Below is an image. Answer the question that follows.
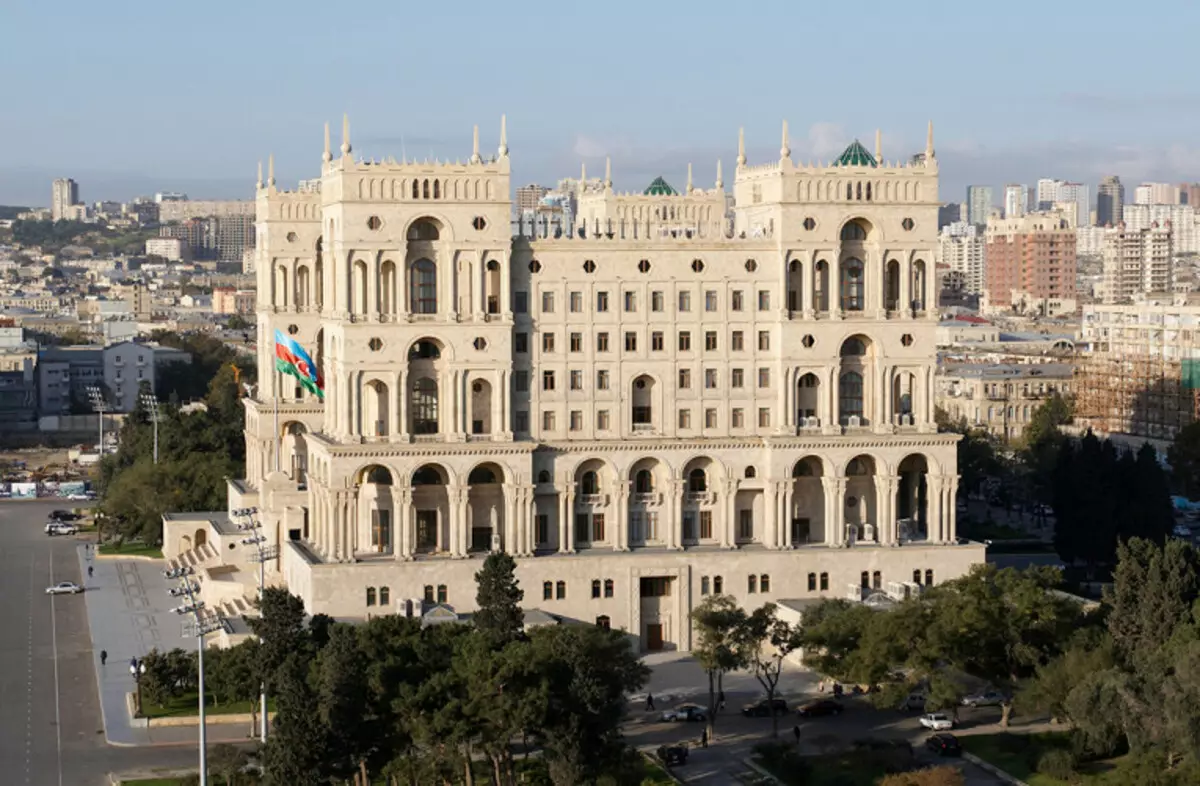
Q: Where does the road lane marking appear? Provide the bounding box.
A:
[49,548,64,786]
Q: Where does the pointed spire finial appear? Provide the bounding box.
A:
[686,162,694,194]
[780,120,791,160]
[604,156,612,189]
[737,127,746,167]
[499,114,508,158]
[716,159,723,189]
[875,129,882,163]
[268,154,275,187]
[256,160,262,190]
[470,124,482,164]
[926,120,935,160]
[341,113,351,156]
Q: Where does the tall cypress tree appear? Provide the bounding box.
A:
[474,551,525,646]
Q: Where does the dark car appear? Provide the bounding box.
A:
[657,744,689,767]
[796,699,843,718]
[926,733,962,757]
[50,510,81,521]
[741,698,789,717]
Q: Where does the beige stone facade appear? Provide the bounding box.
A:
[163,118,983,652]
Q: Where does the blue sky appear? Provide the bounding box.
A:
[4,0,1200,207]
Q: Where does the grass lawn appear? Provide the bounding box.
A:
[754,740,918,786]
[140,691,274,719]
[101,541,163,558]
[963,732,1139,786]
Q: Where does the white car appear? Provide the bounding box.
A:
[67,493,90,501]
[919,712,955,731]
[45,582,83,595]
[961,691,1005,708]
[46,523,78,536]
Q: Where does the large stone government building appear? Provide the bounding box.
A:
[164,118,983,652]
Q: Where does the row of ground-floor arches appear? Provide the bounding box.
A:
[301,450,958,563]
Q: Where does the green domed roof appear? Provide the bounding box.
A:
[833,140,877,168]
[644,176,678,196]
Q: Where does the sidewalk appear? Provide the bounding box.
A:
[78,546,255,746]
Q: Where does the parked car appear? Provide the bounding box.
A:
[919,712,955,731]
[898,693,927,711]
[961,691,1005,708]
[796,699,843,718]
[66,493,90,501]
[925,733,962,757]
[656,744,689,767]
[45,582,83,595]
[741,698,789,717]
[660,703,707,723]
[46,523,77,536]
[50,510,81,521]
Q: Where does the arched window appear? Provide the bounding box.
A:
[713,575,723,594]
[556,580,566,599]
[925,569,934,586]
[433,180,440,199]
[407,219,440,241]
[411,377,439,435]
[744,466,757,479]
[604,579,614,598]
[422,179,430,199]
[379,586,390,605]
[819,572,828,591]
[543,581,552,600]
[688,468,707,493]
[436,584,447,603]
[841,337,867,357]
[860,571,870,589]
[537,470,551,483]
[411,180,420,199]
[366,587,377,606]
[913,569,922,585]
[596,615,611,630]
[839,371,864,423]
[872,571,881,589]
[856,182,862,201]
[592,579,602,598]
[409,340,441,360]
[424,585,434,603]
[411,259,437,314]
[581,471,599,495]
[807,573,816,591]
[841,258,865,311]
[748,575,758,593]
[701,576,711,595]
[760,574,770,592]
[635,470,653,494]
[841,221,867,241]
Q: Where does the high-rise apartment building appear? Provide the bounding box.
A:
[1003,184,1027,218]
[937,224,986,295]
[1134,183,1179,205]
[1097,176,1124,227]
[1182,183,1200,207]
[984,212,1077,316]
[938,203,963,228]
[1100,223,1174,303]
[1122,204,1199,254]
[966,186,993,225]
[515,184,550,214]
[1035,179,1059,211]
[51,178,79,221]
[1056,182,1090,227]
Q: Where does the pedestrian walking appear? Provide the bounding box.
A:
[100,650,107,666]
[718,690,726,711]
[793,725,801,746]
[700,729,708,749]
[87,565,93,578]
[645,693,655,711]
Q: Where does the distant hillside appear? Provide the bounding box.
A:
[0,206,31,220]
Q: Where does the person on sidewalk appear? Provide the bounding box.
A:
[100,650,107,666]
[700,729,708,749]
[88,565,93,578]
[718,690,726,711]
[793,725,801,746]
[645,693,655,711]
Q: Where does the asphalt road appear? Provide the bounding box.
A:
[0,501,210,786]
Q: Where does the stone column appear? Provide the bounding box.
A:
[927,475,945,544]
[491,369,504,438]
[782,484,795,549]
[502,483,516,553]
[779,367,791,430]
[804,258,816,316]
[557,486,569,553]
[824,367,841,433]
[564,489,576,553]
[946,476,960,542]
[666,480,684,550]
[722,479,738,549]
[873,475,893,545]
[396,487,413,560]
[764,481,780,550]
[614,483,630,551]
[525,489,537,556]
[900,258,911,316]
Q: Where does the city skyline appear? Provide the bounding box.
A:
[6,1,1200,206]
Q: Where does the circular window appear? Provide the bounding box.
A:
[529,260,542,273]
[902,218,915,231]
[367,216,383,231]
[803,217,816,231]
[801,335,815,348]
[472,381,484,393]
[472,216,487,231]
[286,232,298,243]
[473,337,487,351]
[901,334,914,347]
[638,259,651,273]
[287,324,299,335]
[368,338,383,351]
[745,259,758,272]
[744,466,757,479]
[583,260,596,273]
[691,259,705,273]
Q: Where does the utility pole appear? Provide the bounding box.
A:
[86,386,109,456]
[235,506,276,743]
[167,564,225,783]
[140,392,160,465]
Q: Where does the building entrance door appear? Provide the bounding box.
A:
[645,623,664,651]
[416,510,438,551]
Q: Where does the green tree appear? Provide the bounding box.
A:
[735,603,802,738]
[249,588,310,695]
[1169,420,1200,500]
[208,743,249,786]
[1106,538,1199,670]
[315,624,372,778]
[226,314,251,330]
[798,599,878,682]
[263,652,328,786]
[691,594,747,738]
[473,551,525,646]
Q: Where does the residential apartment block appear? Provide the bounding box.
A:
[1100,223,1174,304]
[937,363,1072,442]
[983,212,1077,316]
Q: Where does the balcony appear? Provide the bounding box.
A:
[631,492,661,506]
[685,491,714,505]
[798,416,821,430]
[577,493,605,506]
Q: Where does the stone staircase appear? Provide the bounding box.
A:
[212,596,256,619]
[167,541,220,573]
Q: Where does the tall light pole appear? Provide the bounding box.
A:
[168,565,225,784]
[140,392,160,465]
[86,385,109,455]
[234,506,276,743]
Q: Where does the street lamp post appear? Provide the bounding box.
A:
[234,506,276,744]
[86,386,109,456]
[168,565,226,784]
[130,659,146,715]
[140,392,160,465]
